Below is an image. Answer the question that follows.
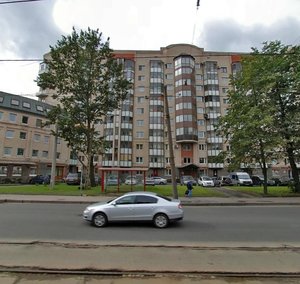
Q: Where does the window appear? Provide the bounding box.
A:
[0,111,3,120]
[9,113,17,122]
[56,152,61,159]
[220,67,227,73]
[198,131,205,138]
[20,132,27,139]
[33,134,41,142]
[32,150,39,157]
[138,86,145,92]
[136,108,144,114]
[165,63,172,69]
[11,99,19,106]
[199,157,206,163]
[165,74,173,80]
[0,166,7,175]
[0,96,3,103]
[5,130,14,138]
[135,195,157,204]
[136,120,144,126]
[22,116,29,124]
[4,147,12,156]
[138,65,145,71]
[138,75,145,81]
[136,131,144,138]
[12,166,22,176]
[36,105,43,112]
[116,196,135,205]
[136,157,143,163]
[197,119,205,126]
[44,136,50,143]
[136,144,143,150]
[222,87,229,94]
[36,119,42,127]
[42,151,48,158]
[199,144,206,150]
[17,148,24,156]
[137,97,144,103]
[183,157,191,164]
[23,102,31,108]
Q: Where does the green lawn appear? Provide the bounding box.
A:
[0,183,298,197]
[230,185,300,197]
[0,183,225,197]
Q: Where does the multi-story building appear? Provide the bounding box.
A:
[0,91,70,183]
[36,44,242,179]
[36,43,292,180]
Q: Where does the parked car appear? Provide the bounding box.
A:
[197,176,214,187]
[29,175,50,184]
[219,176,234,186]
[83,191,184,228]
[125,176,137,185]
[228,172,253,186]
[251,175,276,186]
[106,176,118,186]
[271,176,293,186]
[143,177,155,186]
[152,176,167,185]
[65,173,81,185]
[180,175,197,186]
[211,177,222,187]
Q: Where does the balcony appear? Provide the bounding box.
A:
[207,150,222,156]
[207,137,223,143]
[149,149,164,156]
[208,163,224,168]
[149,162,164,168]
[205,101,220,108]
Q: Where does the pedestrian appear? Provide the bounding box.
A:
[185,181,193,197]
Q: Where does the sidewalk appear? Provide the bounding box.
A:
[1,194,300,206]
[0,242,299,275]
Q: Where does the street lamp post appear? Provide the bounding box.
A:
[164,85,178,199]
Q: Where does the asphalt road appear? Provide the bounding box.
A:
[1,203,300,245]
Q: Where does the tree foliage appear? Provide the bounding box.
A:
[36,27,131,188]
[217,41,300,193]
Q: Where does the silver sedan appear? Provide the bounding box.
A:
[83,192,184,228]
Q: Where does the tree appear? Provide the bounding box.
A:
[36,27,131,188]
[217,41,300,193]
[217,56,280,194]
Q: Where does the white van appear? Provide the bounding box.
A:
[229,172,253,186]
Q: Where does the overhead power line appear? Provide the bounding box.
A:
[0,0,44,4]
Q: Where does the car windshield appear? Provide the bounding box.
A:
[239,174,250,179]
[203,177,211,181]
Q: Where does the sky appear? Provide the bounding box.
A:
[0,0,300,98]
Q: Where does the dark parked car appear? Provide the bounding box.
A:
[251,175,276,186]
[65,173,81,185]
[29,175,50,184]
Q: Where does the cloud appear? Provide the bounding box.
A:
[198,17,300,52]
[0,1,63,58]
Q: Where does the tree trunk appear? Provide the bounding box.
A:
[287,145,300,192]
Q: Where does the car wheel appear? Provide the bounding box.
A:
[153,213,169,228]
[92,212,108,227]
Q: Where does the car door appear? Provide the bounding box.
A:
[107,195,136,221]
[132,195,158,220]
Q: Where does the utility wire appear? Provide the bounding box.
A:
[0,0,44,4]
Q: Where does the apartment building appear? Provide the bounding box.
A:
[0,92,70,183]
[37,43,291,180]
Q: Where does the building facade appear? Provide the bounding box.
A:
[35,43,292,180]
[0,92,70,183]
